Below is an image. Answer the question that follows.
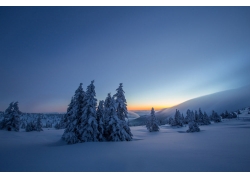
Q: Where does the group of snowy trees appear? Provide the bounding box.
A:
[167,108,222,133]
[169,108,213,127]
[61,81,133,144]
[220,110,237,119]
[25,116,43,132]
[0,102,21,131]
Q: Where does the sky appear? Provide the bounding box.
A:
[1,6,250,113]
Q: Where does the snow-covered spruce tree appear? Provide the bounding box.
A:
[104,93,130,141]
[170,109,183,127]
[221,112,226,119]
[181,113,186,124]
[198,108,204,125]
[187,110,200,133]
[54,116,66,129]
[62,97,75,128]
[146,107,159,132]
[114,83,133,140]
[78,80,99,142]
[96,100,105,141]
[212,111,222,123]
[45,121,52,128]
[185,109,192,123]
[203,111,211,125]
[232,112,237,118]
[0,102,21,131]
[62,83,85,144]
[194,110,199,124]
[36,116,43,132]
[26,121,36,132]
[225,110,229,119]
[21,121,26,129]
[168,117,174,125]
[0,102,14,130]
[114,83,128,120]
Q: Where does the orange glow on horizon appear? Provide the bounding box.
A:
[128,105,174,111]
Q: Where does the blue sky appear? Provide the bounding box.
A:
[0,6,250,112]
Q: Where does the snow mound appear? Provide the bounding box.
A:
[156,84,250,121]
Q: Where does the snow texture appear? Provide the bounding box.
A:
[1,116,250,171]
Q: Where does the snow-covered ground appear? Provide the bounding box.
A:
[1,117,250,172]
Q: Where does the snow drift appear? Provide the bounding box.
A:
[1,118,250,171]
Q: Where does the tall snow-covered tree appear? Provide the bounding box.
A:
[62,83,85,144]
[146,107,159,132]
[104,94,131,141]
[0,102,21,131]
[78,80,99,142]
[114,83,128,121]
[96,100,105,141]
[63,97,75,128]
[114,83,133,140]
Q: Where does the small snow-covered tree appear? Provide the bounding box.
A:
[21,121,26,129]
[0,102,21,131]
[181,113,186,124]
[62,83,85,144]
[78,80,99,142]
[221,112,226,119]
[203,111,211,125]
[225,110,229,118]
[170,109,183,127]
[36,116,43,132]
[232,112,237,118]
[198,108,204,125]
[194,110,199,124]
[168,117,173,125]
[146,107,159,132]
[185,109,192,123]
[187,110,200,133]
[26,121,36,132]
[45,121,52,128]
[210,110,221,123]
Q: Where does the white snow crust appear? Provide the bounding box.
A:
[1,117,250,172]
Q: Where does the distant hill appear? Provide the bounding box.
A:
[130,84,250,125]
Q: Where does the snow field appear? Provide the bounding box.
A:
[1,118,250,172]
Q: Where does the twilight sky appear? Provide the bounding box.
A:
[0,6,250,113]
